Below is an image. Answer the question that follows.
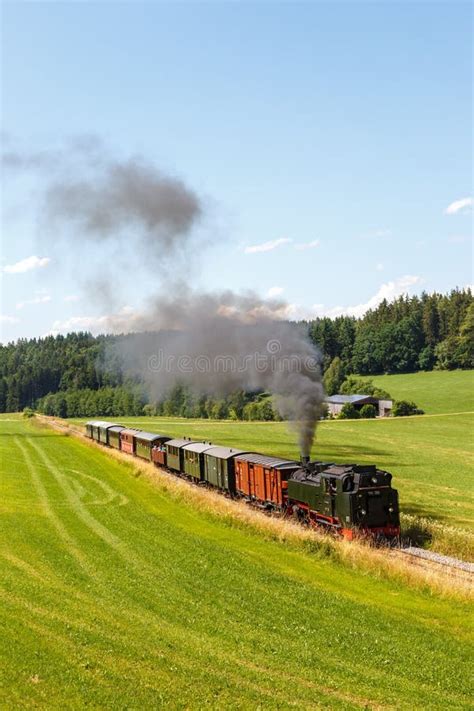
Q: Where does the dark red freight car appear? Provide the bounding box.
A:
[234,453,300,507]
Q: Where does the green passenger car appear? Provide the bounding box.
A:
[85,420,114,443]
[85,421,120,444]
[107,425,125,450]
[165,438,195,472]
[182,442,213,480]
[98,422,117,445]
[202,447,250,493]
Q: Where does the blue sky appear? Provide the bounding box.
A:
[1,1,472,342]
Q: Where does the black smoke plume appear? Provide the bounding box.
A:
[3,138,203,264]
[102,286,324,457]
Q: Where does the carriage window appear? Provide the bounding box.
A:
[325,479,337,493]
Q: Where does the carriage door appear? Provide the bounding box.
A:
[248,462,255,497]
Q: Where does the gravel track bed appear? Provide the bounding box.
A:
[401,546,474,573]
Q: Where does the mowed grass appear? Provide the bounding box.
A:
[72,410,474,533]
[370,369,474,414]
[1,416,473,709]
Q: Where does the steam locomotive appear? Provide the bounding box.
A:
[86,421,400,540]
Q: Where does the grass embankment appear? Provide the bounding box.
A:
[1,415,473,709]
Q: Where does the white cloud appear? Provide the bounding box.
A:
[311,275,422,319]
[49,306,135,335]
[0,314,20,324]
[444,197,473,215]
[50,315,107,332]
[295,239,320,251]
[3,255,51,274]
[376,263,384,271]
[244,238,292,254]
[16,294,51,310]
[266,286,284,298]
[64,294,80,302]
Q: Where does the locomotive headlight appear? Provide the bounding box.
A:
[388,505,394,513]
[371,476,378,484]
[360,508,366,516]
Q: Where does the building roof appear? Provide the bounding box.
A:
[134,431,170,443]
[203,446,251,460]
[183,442,214,454]
[325,394,377,405]
[234,452,299,469]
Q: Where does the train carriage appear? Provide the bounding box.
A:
[151,443,167,467]
[86,420,116,443]
[182,442,213,481]
[98,422,115,445]
[202,446,251,493]
[120,428,138,455]
[134,431,170,461]
[107,425,125,450]
[85,420,96,439]
[234,453,299,507]
[165,438,194,472]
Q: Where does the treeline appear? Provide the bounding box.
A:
[0,288,472,416]
[0,332,123,413]
[35,384,281,421]
[147,386,280,421]
[37,387,145,419]
[309,289,473,374]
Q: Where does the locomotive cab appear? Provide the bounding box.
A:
[348,466,400,537]
[287,462,400,539]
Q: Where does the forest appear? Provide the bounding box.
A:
[1,288,472,418]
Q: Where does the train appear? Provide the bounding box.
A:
[85,420,400,540]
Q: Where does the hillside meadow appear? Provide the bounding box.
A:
[369,369,474,414]
[1,415,473,709]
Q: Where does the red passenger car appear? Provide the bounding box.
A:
[151,444,167,467]
[120,429,138,455]
[234,453,300,507]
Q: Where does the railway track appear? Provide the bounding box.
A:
[392,546,473,583]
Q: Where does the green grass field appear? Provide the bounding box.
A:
[1,415,473,709]
[370,369,474,414]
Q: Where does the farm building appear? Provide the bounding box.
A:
[325,394,393,417]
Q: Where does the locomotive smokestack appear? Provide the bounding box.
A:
[301,455,310,467]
